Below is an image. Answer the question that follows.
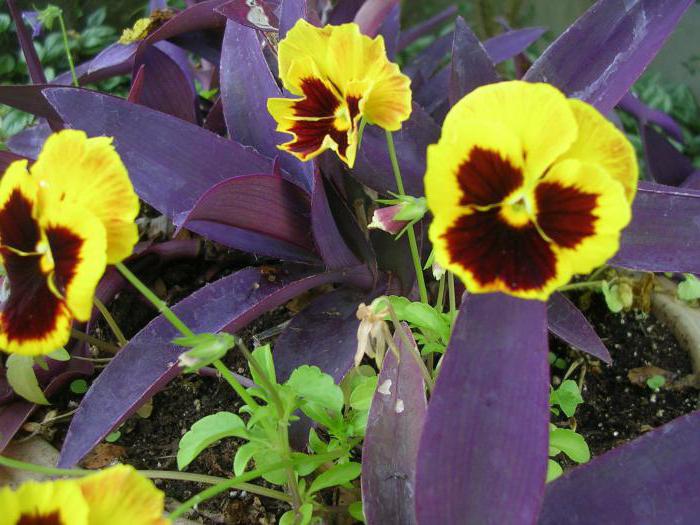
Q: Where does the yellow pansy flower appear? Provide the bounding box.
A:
[425,81,637,301]
[0,479,89,525]
[267,19,412,167]
[0,130,139,355]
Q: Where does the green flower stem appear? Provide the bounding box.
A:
[93,297,127,347]
[169,461,292,520]
[57,14,78,87]
[435,273,446,312]
[385,130,429,304]
[114,263,258,410]
[557,280,605,293]
[385,304,434,392]
[0,456,290,504]
[70,328,120,354]
[447,271,457,323]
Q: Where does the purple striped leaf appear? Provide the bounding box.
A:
[362,325,426,525]
[614,181,700,273]
[0,84,69,121]
[180,174,319,262]
[483,26,546,64]
[415,294,549,524]
[131,45,197,123]
[85,42,138,80]
[547,293,611,363]
[618,92,684,143]
[43,88,273,224]
[398,5,458,51]
[642,124,695,186]
[274,288,366,382]
[57,266,362,467]
[449,17,500,106]
[6,120,51,158]
[216,0,280,31]
[539,410,700,524]
[524,0,694,114]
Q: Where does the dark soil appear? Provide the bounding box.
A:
[550,295,699,457]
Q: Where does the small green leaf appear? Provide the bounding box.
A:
[349,501,365,522]
[177,412,248,470]
[233,442,259,476]
[48,348,71,362]
[286,366,344,415]
[550,380,584,418]
[546,459,563,482]
[678,274,700,301]
[280,504,313,525]
[250,344,276,386]
[403,302,450,340]
[175,332,236,372]
[70,379,89,394]
[646,374,666,391]
[308,462,361,495]
[549,428,590,464]
[6,354,50,405]
[349,376,378,411]
[308,428,327,455]
[0,13,11,33]
[105,431,121,443]
[601,281,624,313]
[0,54,16,76]
[36,5,63,30]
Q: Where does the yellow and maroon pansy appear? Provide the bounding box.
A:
[425,81,637,301]
[267,19,412,167]
[0,161,107,356]
[77,465,169,525]
[0,478,89,525]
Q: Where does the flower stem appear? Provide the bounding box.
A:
[448,271,457,323]
[93,297,127,347]
[70,328,120,353]
[385,130,428,304]
[57,14,78,87]
[557,280,605,293]
[213,359,259,410]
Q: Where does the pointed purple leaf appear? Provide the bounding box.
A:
[58,266,360,467]
[86,42,138,78]
[0,401,35,453]
[144,0,229,45]
[0,84,68,121]
[351,103,440,196]
[280,0,318,39]
[524,0,694,114]
[355,0,399,38]
[274,288,366,382]
[180,174,318,262]
[483,26,546,65]
[618,92,684,143]
[449,17,500,106]
[6,120,51,158]
[131,45,197,123]
[540,410,700,524]
[7,0,46,84]
[311,170,361,269]
[614,181,700,273]
[547,293,611,363]
[327,0,364,25]
[377,4,400,60]
[362,326,426,525]
[398,5,458,51]
[681,171,700,191]
[415,294,549,524]
[216,0,280,31]
[43,88,273,222]
[642,124,694,186]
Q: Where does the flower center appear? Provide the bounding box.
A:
[36,239,55,275]
[333,104,352,132]
[499,196,532,228]
[17,511,64,525]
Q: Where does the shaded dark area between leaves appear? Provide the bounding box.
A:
[551,295,699,458]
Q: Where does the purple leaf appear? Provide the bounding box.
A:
[180,174,318,262]
[0,401,34,453]
[21,10,43,38]
[6,120,51,158]
[327,0,364,25]
[398,5,458,51]
[43,88,273,223]
[311,170,361,269]
[216,0,280,31]
[614,181,700,273]
[618,92,684,143]
[351,103,440,196]
[6,0,46,84]
[642,124,694,186]
[143,0,229,45]
[483,26,546,65]
[0,84,67,121]
[131,45,197,123]
[274,288,365,382]
[415,294,549,524]
[539,410,700,524]
[279,0,319,39]
[681,171,700,191]
[362,325,426,525]
[86,42,138,79]
[355,0,399,38]
[58,266,362,467]
[449,17,500,106]
[547,293,611,363]
[203,96,227,135]
[524,0,694,114]
[376,4,400,60]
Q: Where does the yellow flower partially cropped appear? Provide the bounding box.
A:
[119,17,152,44]
[0,130,138,355]
[0,478,89,525]
[425,81,637,301]
[267,19,412,167]
[0,465,169,525]
[78,465,169,525]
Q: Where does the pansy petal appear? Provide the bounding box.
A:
[0,479,89,525]
[535,159,630,276]
[30,130,139,264]
[0,165,71,356]
[41,203,107,322]
[558,99,638,202]
[425,119,525,216]
[278,19,333,95]
[443,81,578,178]
[78,465,168,525]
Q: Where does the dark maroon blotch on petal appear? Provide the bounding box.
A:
[536,181,597,249]
[457,146,523,207]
